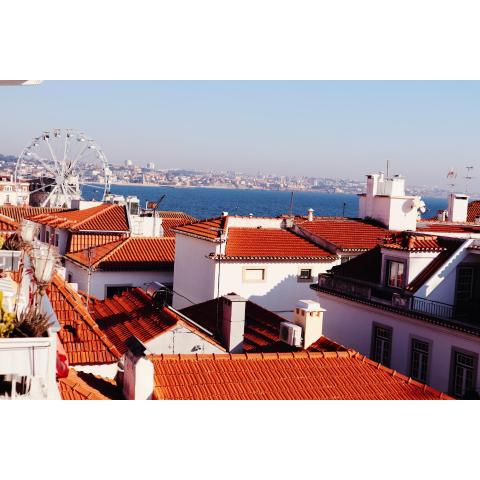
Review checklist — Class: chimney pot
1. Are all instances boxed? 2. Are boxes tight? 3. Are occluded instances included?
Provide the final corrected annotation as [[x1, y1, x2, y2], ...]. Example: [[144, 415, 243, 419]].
[[292, 300, 326, 349], [222, 294, 246, 353]]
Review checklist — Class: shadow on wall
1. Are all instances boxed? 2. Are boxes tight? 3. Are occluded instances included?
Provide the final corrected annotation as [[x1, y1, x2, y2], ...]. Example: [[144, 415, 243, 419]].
[[247, 274, 318, 319]]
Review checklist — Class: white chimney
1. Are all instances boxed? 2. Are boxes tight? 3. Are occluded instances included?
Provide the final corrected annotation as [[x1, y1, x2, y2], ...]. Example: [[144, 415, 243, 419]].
[[122, 338, 154, 400], [307, 208, 314, 221], [221, 211, 229, 217], [292, 300, 326, 349], [222, 294, 246, 353], [448, 193, 468, 223]]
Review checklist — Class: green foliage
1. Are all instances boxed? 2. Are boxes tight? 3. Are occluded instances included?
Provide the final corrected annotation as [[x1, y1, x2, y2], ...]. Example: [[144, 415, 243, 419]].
[[0, 291, 15, 338]]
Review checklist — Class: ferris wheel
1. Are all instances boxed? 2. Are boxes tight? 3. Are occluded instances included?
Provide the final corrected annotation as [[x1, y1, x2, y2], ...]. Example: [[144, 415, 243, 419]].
[[14, 129, 112, 208]]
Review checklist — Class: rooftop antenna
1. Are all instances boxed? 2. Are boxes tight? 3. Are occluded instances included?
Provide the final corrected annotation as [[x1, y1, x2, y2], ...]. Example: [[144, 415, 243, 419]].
[[386, 159, 390, 179], [446, 168, 457, 193], [289, 191, 294, 217], [465, 166, 474, 194]]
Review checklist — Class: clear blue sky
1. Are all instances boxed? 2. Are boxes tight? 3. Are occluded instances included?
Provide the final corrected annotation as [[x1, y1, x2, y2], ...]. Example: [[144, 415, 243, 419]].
[[0, 81, 479, 186]]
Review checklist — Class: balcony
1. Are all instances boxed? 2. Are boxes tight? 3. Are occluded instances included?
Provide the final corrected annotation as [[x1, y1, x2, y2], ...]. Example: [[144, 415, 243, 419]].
[[316, 274, 456, 323]]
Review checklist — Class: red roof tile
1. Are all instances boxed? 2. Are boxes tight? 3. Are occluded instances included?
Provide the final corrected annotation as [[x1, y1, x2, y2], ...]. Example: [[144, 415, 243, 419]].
[[295, 217, 392, 252], [89, 288, 224, 354], [151, 351, 452, 400], [467, 200, 480, 222], [49, 275, 121, 365], [67, 232, 128, 253], [173, 216, 226, 241], [66, 237, 175, 270], [0, 206, 68, 224], [29, 204, 129, 232], [383, 233, 446, 252], [223, 227, 335, 260], [181, 297, 347, 353], [0, 214, 18, 232], [58, 369, 122, 400], [417, 223, 480, 234]]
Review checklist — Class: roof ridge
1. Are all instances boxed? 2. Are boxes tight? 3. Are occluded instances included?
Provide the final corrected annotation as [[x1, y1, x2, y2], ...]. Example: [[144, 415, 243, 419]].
[[73, 203, 116, 229], [92, 237, 133, 266]]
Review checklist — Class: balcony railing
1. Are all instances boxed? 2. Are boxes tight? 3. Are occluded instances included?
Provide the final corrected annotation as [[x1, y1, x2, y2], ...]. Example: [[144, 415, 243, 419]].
[[317, 274, 454, 321]]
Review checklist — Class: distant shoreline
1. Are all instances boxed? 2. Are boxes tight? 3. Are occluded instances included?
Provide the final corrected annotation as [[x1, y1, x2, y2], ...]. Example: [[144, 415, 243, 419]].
[[86, 182, 450, 198]]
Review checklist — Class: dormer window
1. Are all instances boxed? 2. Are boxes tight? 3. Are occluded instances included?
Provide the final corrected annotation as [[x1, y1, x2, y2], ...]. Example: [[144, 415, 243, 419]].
[[386, 260, 405, 288]]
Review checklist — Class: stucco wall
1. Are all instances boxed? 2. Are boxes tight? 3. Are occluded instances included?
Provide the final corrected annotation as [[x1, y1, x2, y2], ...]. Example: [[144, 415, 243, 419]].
[[172, 234, 218, 309], [146, 325, 224, 354], [65, 259, 173, 299], [213, 259, 339, 319]]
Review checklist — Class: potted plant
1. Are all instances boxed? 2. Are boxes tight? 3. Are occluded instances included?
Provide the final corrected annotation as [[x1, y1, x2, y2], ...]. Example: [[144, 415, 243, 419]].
[[0, 237, 61, 399]]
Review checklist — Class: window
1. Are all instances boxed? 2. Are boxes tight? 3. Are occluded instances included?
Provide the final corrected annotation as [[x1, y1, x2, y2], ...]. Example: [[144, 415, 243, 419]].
[[410, 339, 430, 383], [371, 324, 392, 367], [456, 267, 474, 302], [243, 268, 266, 282], [451, 350, 477, 398], [106, 285, 132, 298], [386, 260, 405, 288], [45, 230, 50, 243], [67, 273, 73, 283], [298, 268, 312, 281]]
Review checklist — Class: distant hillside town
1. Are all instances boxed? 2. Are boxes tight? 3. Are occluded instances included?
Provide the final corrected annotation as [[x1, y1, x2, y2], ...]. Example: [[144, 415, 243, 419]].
[[0, 153, 464, 198]]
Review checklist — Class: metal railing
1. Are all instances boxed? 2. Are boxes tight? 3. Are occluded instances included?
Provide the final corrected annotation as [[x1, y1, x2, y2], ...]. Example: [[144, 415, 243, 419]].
[[317, 274, 455, 321], [411, 296, 454, 320]]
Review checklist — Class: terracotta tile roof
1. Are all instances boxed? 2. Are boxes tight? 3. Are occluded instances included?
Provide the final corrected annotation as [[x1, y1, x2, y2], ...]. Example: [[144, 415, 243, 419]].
[[67, 232, 128, 253], [49, 275, 121, 365], [0, 206, 68, 224], [65, 237, 175, 271], [295, 217, 392, 252], [383, 233, 447, 252], [29, 204, 129, 232], [417, 222, 480, 234], [0, 214, 18, 232], [181, 297, 347, 353], [58, 369, 122, 400], [222, 227, 335, 260], [161, 215, 197, 237], [90, 289, 178, 355], [151, 351, 452, 400], [173, 216, 226, 241], [467, 200, 480, 222], [89, 288, 224, 354]]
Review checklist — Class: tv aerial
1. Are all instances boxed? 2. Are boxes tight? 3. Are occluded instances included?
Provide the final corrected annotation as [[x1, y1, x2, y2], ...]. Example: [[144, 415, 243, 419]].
[[446, 168, 457, 192], [464, 166, 474, 194]]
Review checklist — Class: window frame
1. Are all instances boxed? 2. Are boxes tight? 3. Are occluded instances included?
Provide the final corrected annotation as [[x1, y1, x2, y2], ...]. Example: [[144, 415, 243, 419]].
[[370, 322, 393, 367], [297, 267, 313, 282], [385, 258, 406, 289], [409, 336, 432, 384], [242, 266, 267, 283], [449, 347, 478, 398]]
